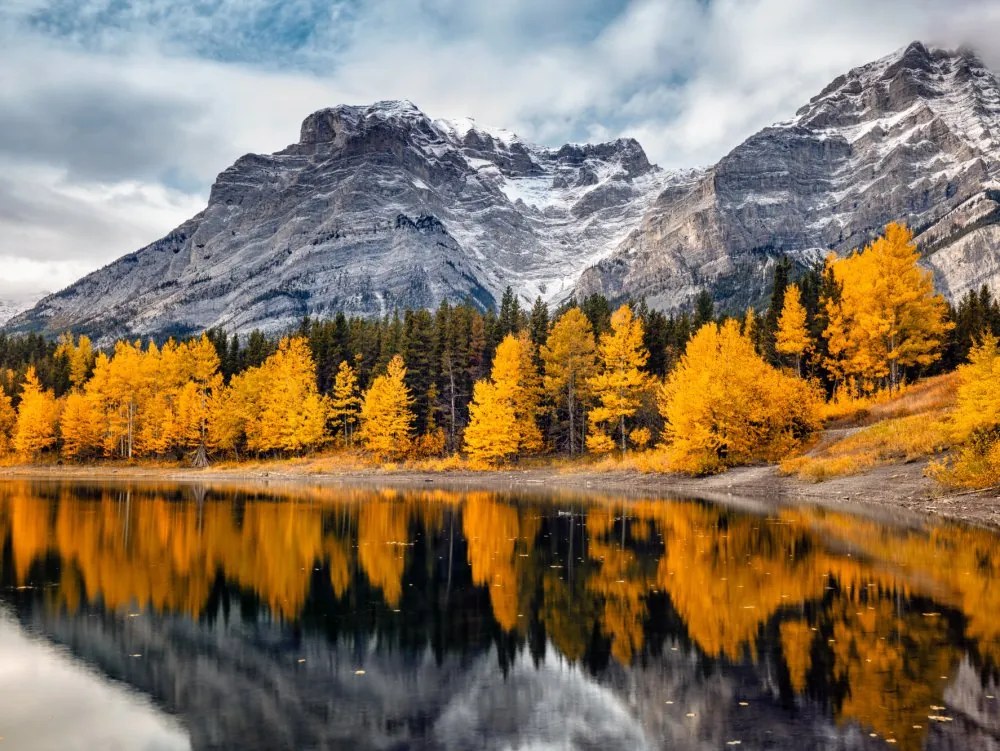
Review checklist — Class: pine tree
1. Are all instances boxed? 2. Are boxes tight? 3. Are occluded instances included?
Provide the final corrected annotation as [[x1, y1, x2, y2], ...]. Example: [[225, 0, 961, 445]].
[[693, 290, 715, 329], [359, 355, 414, 460], [587, 304, 650, 454], [497, 286, 523, 337], [775, 283, 811, 375], [330, 360, 362, 445], [541, 308, 598, 454], [529, 297, 550, 349]]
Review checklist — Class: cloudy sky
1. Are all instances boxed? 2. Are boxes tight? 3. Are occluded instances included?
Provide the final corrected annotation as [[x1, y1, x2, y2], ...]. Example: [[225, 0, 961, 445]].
[[1, 0, 999, 299]]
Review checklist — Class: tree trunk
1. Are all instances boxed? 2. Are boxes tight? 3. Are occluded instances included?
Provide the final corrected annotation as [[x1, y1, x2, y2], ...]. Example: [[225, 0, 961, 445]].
[[567, 376, 576, 455], [191, 442, 209, 468]]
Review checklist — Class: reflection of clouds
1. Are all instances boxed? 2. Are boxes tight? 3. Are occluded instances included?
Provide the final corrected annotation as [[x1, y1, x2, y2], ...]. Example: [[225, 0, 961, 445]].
[[436, 649, 648, 751], [0, 609, 190, 751]]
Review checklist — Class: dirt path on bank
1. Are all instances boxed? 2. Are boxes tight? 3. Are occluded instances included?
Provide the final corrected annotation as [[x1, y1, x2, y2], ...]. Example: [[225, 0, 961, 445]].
[[1, 457, 998, 531]]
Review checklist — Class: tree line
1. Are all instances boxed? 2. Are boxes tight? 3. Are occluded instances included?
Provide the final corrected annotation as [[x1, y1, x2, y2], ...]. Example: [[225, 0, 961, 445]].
[[0, 223, 995, 471]]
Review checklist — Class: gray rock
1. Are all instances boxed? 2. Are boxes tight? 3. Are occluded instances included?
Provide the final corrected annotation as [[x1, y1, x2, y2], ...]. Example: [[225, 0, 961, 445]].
[[576, 41, 1000, 311], [7, 102, 673, 342]]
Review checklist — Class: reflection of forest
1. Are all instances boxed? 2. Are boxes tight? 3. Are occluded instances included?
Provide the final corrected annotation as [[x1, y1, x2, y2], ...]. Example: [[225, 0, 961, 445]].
[[1, 481, 999, 747]]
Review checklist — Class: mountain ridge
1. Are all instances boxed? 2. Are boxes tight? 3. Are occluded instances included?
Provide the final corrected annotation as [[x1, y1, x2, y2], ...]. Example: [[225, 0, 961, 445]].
[[9, 41, 1000, 341]]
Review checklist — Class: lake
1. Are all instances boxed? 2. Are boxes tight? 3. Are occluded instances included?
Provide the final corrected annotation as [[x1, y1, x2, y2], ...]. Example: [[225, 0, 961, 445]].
[[1, 480, 998, 750]]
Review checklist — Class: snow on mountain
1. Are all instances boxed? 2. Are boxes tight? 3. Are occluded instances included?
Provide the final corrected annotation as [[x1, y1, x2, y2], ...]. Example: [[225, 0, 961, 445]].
[[577, 42, 1000, 311], [8, 42, 1000, 341], [8, 100, 678, 341]]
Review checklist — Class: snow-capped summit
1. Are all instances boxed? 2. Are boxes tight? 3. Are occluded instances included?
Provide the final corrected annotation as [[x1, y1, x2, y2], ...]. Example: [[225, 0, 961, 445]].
[[8, 98, 678, 341], [9, 42, 1000, 341], [577, 41, 1000, 311]]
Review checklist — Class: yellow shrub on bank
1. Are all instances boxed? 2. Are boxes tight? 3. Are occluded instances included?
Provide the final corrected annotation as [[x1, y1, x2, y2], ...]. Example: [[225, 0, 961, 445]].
[[659, 320, 822, 475], [928, 335, 1000, 488]]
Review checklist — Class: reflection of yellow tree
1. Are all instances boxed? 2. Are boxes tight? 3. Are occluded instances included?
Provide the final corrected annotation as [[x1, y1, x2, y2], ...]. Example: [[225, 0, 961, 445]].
[[586, 507, 653, 664], [779, 619, 813, 694], [357, 496, 410, 608], [463, 493, 538, 631]]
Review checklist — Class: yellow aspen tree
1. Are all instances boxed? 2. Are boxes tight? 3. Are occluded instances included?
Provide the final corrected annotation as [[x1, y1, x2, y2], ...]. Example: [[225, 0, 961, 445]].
[[176, 335, 224, 464], [329, 360, 362, 445], [511, 332, 543, 454], [59, 390, 103, 459], [541, 308, 598, 455], [14, 367, 60, 458], [0, 384, 17, 455], [463, 380, 520, 465], [359, 354, 414, 460], [950, 334, 1000, 441], [659, 320, 821, 474], [824, 223, 952, 392], [55, 333, 95, 389], [248, 337, 329, 453], [775, 283, 810, 375], [587, 304, 649, 454], [464, 333, 543, 463], [930, 334, 1000, 486]]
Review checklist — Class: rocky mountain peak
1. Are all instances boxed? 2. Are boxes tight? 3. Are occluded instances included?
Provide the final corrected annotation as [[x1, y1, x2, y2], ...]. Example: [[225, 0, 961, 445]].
[[9, 42, 1000, 342]]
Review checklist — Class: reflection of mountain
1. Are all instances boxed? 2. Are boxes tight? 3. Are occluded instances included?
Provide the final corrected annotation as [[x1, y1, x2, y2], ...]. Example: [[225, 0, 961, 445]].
[[1, 481, 999, 749]]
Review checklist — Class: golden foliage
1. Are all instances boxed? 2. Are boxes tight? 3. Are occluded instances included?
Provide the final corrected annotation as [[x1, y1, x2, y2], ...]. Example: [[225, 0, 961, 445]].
[[463, 333, 543, 466], [541, 308, 598, 455], [775, 283, 810, 372], [659, 319, 822, 474], [587, 304, 649, 454], [823, 223, 952, 391], [928, 335, 1000, 487], [329, 360, 362, 445], [359, 354, 414, 459], [0, 384, 17, 455], [14, 367, 60, 457]]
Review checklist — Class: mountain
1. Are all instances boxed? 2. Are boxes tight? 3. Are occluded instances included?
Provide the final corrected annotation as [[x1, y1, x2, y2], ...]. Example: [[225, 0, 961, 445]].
[[8, 41, 1000, 340], [0, 290, 48, 326], [576, 41, 1000, 310], [7, 101, 677, 340]]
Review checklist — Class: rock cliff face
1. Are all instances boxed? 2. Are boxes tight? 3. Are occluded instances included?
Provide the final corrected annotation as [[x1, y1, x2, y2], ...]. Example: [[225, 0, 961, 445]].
[[8, 42, 1000, 340], [576, 42, 1000, 310], [7, 101, 674, 340]]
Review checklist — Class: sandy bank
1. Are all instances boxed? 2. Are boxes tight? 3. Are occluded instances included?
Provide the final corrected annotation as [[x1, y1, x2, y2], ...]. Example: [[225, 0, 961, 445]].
[[0, 458, 997, 531]]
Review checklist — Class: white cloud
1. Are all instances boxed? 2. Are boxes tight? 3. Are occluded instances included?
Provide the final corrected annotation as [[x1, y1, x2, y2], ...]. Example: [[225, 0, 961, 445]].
[[0, 0, 998, 298]]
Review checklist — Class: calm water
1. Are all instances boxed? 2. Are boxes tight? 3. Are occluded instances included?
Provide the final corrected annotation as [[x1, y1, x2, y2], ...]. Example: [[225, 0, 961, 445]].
[[1, 482, 999, 750]]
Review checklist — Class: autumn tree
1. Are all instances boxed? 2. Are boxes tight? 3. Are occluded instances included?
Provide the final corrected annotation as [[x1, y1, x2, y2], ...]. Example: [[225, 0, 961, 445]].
[[329, 360, 362, 445], [930, 334, 1000, 487], [59, 390, 103, 460], [55, 333, 95, 389], [359, 354, 414, 460], [14, 367, 60, 458], [463, 380, 519, 465], [464, 333, 543, 465], [541, 308, 598, 455], [823, 223, 952, 392], [587, 304, 649, 454], [776, 283, 811, 375], [659, 320, 822, 474], [239, 337, 330, 454], [0, 385, 16, 455]]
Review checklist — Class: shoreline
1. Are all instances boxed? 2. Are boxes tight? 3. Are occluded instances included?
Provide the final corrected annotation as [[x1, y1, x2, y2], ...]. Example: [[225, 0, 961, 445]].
[[1, 458, 998, 531]]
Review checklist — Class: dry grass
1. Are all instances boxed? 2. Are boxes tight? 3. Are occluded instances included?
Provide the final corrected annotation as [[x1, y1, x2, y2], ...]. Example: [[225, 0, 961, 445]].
[[819, 373, 959, 427], [780, 375, 958, 482]]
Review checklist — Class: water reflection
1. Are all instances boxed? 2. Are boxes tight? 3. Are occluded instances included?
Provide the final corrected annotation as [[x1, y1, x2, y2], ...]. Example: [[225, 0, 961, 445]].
[[1, 481, 999, 750]]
